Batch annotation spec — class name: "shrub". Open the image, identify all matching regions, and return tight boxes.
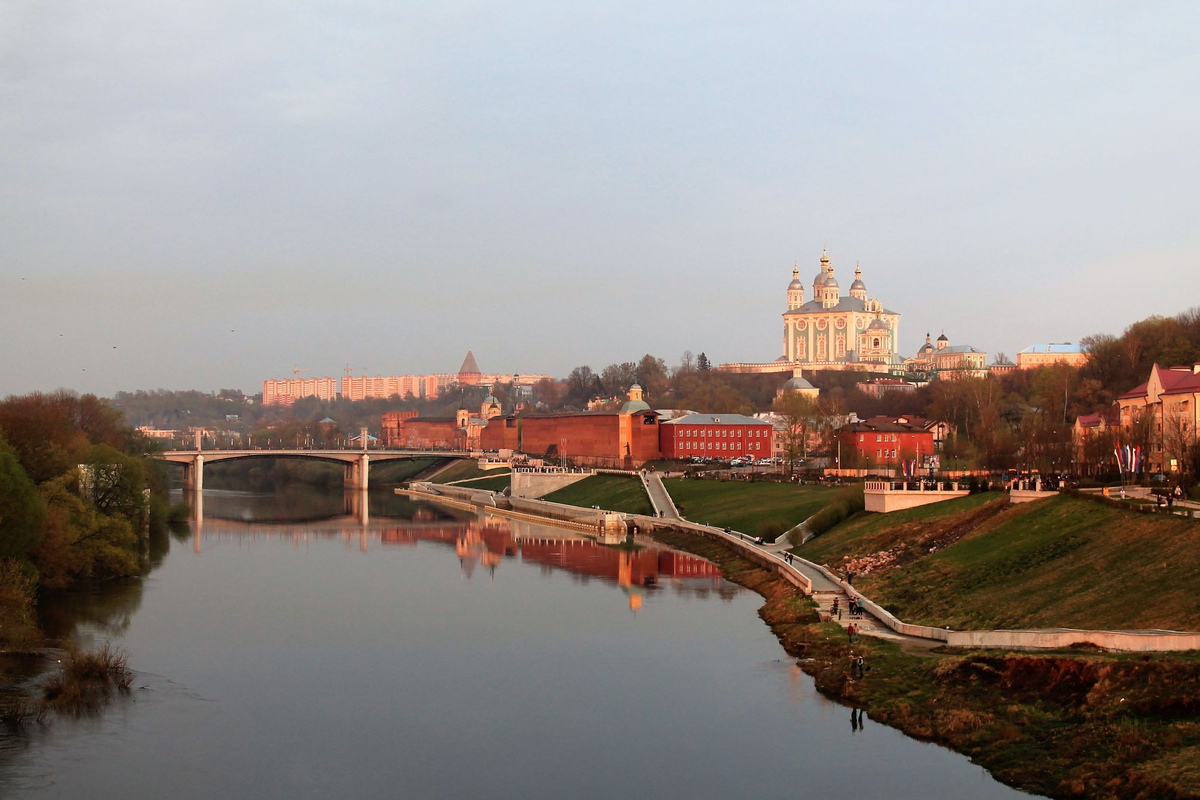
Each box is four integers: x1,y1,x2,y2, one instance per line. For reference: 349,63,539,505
806,484,866,537
757,521,784,542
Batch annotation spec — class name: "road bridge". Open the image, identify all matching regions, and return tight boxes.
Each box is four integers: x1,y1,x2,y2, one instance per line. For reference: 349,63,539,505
157,430,473,490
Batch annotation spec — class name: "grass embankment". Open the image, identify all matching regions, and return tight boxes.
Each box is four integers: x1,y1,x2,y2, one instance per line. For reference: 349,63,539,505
662,478,833,534
797,492,1200,632
652,526,1200,799
542,475,653,515
454,474,511,492
371,457,441,484
428,460,507,485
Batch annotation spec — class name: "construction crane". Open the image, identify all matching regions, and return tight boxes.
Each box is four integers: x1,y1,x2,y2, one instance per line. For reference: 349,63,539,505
344,364,368,380
293,364,310,379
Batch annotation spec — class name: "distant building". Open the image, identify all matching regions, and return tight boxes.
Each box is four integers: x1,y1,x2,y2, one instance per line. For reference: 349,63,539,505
721,249,902,375
857,377,916,397
270,350,552,404
1116,362,1200,473
659,414,773,460
480,385,661,468
1016,343,1087,370
836,415,950,468
776,368,820,401
903,332,988,380
263,377,338,406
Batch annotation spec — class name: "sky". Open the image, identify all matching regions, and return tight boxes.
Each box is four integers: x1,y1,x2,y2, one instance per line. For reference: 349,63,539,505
2,1,1198,397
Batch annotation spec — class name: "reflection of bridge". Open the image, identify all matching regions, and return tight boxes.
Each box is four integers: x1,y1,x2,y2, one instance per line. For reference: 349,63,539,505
157,441,470,490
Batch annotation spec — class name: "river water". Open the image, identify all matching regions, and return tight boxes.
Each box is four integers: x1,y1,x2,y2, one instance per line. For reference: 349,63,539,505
0,487,1025,798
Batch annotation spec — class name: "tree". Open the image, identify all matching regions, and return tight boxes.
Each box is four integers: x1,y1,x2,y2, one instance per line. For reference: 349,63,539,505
636,354,670,399
565,366,598,407
0,437,45,559
679,351,695,373
994,351,1013,366
773,391,820,476
696,352,711,371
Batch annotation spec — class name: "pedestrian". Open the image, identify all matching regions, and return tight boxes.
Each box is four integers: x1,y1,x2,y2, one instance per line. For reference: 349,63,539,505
856,655,866,679
853,625,860,643
846,623,854,643
831,598,839,618
849,654,857,679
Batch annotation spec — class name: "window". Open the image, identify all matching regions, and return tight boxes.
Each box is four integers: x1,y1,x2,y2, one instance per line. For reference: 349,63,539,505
876,434,881,442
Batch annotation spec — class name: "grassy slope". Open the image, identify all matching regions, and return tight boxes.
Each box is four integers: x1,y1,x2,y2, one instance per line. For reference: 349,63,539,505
370,457,441,484
800,493,1200,631
663,479,833,533
428,459,507,484
454,474,511,492
542,475,653,515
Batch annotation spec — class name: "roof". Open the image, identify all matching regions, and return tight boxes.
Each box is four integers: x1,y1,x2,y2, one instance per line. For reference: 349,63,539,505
458,350,481,375
1118,364,1200,400
619,399,651,413
936,345,984,354
318,417,337,424
841,415,938,434
662,413,771,426
783,297,899,315
1018,343,1082,355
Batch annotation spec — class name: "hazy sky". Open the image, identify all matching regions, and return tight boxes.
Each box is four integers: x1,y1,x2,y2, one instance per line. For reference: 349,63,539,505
3,2,1197,397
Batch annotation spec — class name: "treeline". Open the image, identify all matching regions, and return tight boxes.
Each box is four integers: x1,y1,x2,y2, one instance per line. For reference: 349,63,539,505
0,391,167,652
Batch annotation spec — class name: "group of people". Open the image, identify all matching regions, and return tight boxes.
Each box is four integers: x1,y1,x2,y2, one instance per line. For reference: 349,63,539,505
846,622,861,643
848,653,868,680
1155,485,1187,510
830,596,864,621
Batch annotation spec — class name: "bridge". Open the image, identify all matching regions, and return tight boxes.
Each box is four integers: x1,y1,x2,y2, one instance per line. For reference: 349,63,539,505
157,430,473,491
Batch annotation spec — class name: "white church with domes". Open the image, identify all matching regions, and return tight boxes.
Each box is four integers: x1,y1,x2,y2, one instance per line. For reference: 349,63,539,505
781,249,902,369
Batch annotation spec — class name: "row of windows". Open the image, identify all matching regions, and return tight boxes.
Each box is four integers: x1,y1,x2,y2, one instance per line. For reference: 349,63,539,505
877,449,897,458
859,433,903,443
677,427,769,438
679,441,765,451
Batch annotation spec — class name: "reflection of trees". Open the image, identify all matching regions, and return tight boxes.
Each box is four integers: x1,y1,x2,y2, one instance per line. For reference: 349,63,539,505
36,576,146,643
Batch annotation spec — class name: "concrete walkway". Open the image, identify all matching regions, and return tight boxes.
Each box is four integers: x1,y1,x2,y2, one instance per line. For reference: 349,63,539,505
653,479,926,646
643,472,682,521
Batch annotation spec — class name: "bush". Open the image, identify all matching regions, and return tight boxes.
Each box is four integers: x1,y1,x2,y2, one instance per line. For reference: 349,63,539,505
757,521,785,542
806,484,866,537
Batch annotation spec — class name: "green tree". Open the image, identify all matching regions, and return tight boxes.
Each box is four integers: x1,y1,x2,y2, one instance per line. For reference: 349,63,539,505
0,437,46,559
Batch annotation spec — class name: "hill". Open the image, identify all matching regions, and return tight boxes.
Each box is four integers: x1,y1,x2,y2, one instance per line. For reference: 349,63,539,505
663,479,833,535
796,493,1200,631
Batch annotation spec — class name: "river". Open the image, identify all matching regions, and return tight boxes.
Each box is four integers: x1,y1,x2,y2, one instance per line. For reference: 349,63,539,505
0,486,1026,798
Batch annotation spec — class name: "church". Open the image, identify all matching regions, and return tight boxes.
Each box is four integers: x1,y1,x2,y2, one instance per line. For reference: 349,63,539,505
781,249,902,370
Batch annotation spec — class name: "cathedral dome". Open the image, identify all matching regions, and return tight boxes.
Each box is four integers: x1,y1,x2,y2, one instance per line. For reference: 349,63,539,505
850,278,866,292
937,332,949,342
783,375,815,391
788,276,804,290
868,318,890,331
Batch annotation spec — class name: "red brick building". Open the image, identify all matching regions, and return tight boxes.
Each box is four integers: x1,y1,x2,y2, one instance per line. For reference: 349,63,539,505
516,409,661,467
380,410,419,446
658,413,773,459
837,415,937,468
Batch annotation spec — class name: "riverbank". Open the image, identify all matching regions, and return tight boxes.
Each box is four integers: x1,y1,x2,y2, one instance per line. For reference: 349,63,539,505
650,528,1200,799
796,492,1200,632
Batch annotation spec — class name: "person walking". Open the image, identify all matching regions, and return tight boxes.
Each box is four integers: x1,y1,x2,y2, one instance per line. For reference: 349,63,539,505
846,623,855,643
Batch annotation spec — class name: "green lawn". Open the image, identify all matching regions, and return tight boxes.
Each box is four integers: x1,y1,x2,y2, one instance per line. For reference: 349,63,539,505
429,459,507,484
454,474,511,492
662,479,834,534
370,457,442,484
800,493,1200,631
542,475,653,515
797,491,1000,565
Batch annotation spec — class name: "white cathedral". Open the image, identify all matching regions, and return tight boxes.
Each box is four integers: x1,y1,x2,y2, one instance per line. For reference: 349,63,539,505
780,249,902,370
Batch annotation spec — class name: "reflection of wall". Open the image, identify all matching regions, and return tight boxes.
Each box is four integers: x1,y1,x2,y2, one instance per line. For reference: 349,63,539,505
378,519,723,590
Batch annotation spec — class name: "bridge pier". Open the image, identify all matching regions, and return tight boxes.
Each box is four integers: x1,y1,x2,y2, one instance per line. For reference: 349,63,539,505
182,454,204,493
344,453,369,490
